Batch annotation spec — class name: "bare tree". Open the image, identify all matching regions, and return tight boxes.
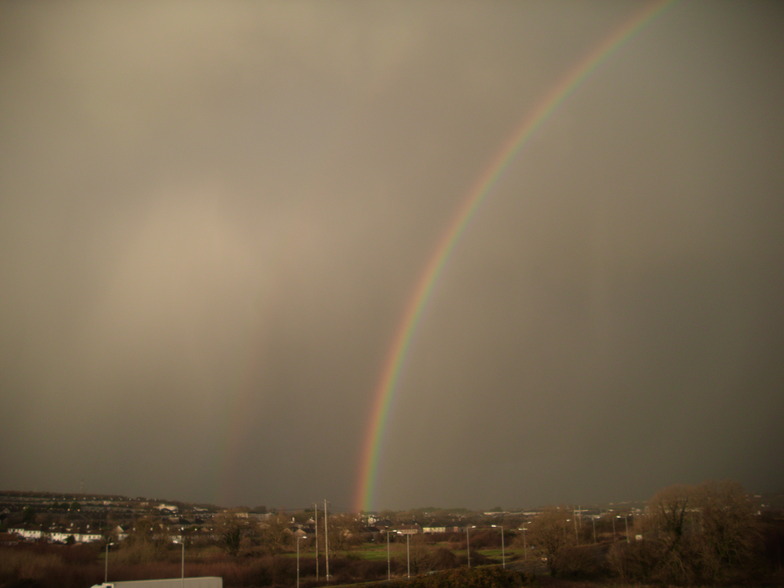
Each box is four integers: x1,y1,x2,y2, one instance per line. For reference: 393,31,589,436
213,512,249,557
649,483,693,546
693,480,759,582
620,480,760,584
258,512,292,555
327,513,362,552
527,506,576,576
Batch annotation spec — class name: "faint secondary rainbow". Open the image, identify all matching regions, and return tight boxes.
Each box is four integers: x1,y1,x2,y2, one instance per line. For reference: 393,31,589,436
354,0,677,513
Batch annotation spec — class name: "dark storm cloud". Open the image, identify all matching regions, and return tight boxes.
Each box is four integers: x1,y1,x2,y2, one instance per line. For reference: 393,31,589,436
1,1,783,510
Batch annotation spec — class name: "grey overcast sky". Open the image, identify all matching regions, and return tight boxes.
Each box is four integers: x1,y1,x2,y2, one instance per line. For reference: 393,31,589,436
1,1,783,512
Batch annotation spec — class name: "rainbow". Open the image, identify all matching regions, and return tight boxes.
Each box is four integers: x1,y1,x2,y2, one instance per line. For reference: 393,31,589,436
354,0,677,513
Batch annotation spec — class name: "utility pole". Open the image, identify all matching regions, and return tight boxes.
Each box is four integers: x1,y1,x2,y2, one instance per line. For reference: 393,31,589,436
314,504,319,581
324,499,330,581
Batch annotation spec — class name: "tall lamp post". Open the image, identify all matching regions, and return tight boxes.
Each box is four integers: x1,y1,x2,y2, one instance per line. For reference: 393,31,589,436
296,535,306,588
466,525,473,568
624,515,630,544
171,537,185,588
615,515,629,543
104,541,112,583
406,533,411,579
386,530,391,581
520,527,528,561
492,525,506,569
572,514,579,543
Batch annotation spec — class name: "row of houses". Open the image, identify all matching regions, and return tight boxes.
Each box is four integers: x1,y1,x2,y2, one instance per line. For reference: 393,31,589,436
6,523,130,544
8,527,104,543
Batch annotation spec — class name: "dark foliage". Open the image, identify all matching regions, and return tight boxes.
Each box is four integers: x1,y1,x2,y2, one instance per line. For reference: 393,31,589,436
382,566,534,587
556,544,609,580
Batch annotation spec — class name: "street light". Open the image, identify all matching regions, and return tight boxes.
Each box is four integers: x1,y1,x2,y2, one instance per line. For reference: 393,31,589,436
172,537,185,587
406,533,411,579
624,515,630,544
616,515,629,544
104,541,113,583
386,530,391,581
492,525,506,569
296,535,307,588
519,527,528,561
396,531,411,579
466,525,475,568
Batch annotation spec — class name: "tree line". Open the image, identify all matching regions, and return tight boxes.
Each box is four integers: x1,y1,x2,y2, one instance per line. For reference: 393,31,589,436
2,479,783,587
526,480,780,584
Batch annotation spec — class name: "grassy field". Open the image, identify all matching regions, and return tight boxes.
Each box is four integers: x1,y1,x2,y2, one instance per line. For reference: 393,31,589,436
316,541,526,559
